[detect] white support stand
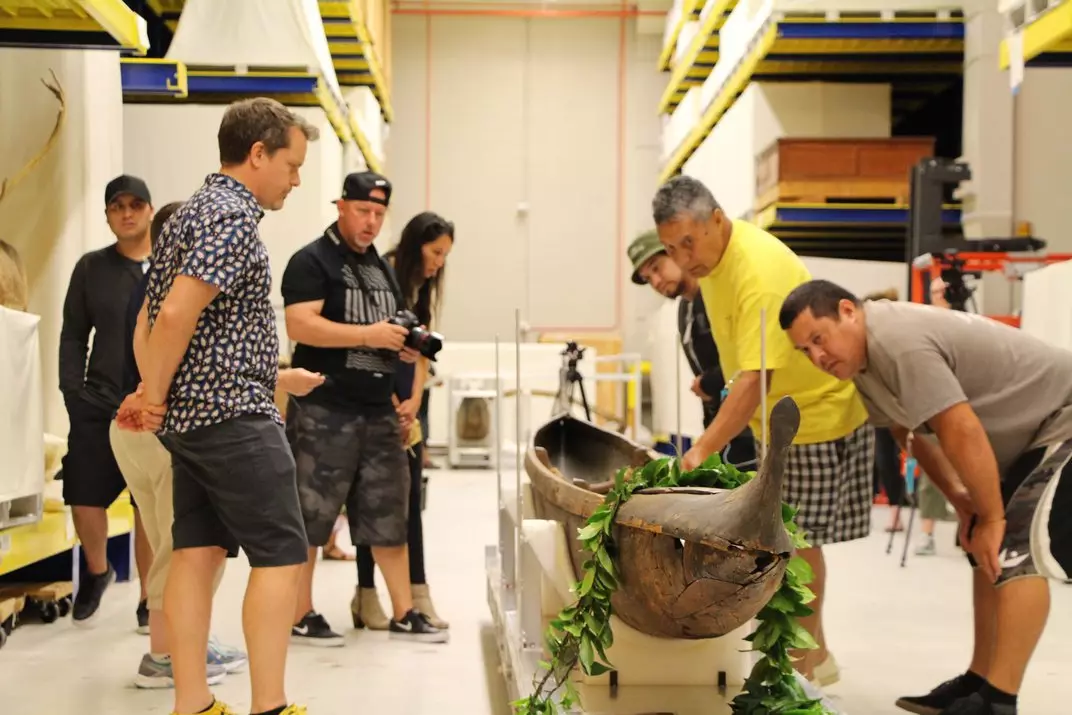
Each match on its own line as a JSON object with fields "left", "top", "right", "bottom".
{"left": 446, "top": 374, "right": 501, "bottom": 470}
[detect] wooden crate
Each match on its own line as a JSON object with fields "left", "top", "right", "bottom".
{"left": 754, "top": 137, "right": 935, "bottom": 211}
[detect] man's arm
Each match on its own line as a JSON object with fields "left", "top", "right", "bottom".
{"left": 686, "top": 289, "right": 793, "bottom": 465}
{"left": 280, "top": 249, "right": 391, "bottom": 349}
{"left": 141, "top": 213, "right": 259, "bottom": 406}
{"left": 133, "top": 297, "right": 150, "bottom": 380}
{"left": 892, "top": 349, "right": 1004, "bottom": 521}
{"left": 927, "top": 405, "right": 1004, "bottom": 521}
{"left": 693, "top": 371, "right": 765, "bottom": 457}
{"left": 141, "top": 276, "right": 219, "bottom": 405}
{"left": 58, "top": 259, "right": 90, "bottom": 399}
{"left": 284, "top": 300, "right": 368, "bottom": 348}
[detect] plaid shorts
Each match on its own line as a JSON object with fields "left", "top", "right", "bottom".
{"left": 770, "top": 423, "right": 876, "bottom": 548}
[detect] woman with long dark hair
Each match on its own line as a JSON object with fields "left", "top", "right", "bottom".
{"left": 352, "top": 210, "right": 454, "bottom": 631}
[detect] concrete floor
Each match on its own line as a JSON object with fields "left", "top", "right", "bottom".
{"left": 2, "top": 467, "right": 1070, "bottom": 715}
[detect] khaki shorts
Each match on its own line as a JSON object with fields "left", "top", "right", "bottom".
{"left": 109, "top": 421, "right": 224, "bottom": 609}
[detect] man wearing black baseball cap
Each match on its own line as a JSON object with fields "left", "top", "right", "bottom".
{"left": 281, "top": 170, "right": 447, "bottom": 646}
{"left": 59, "top": 173, "right": 155, "bottom": 629}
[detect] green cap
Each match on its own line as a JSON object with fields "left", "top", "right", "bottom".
{"left": 627, "top": 230, "right": 666, "bottom": 285}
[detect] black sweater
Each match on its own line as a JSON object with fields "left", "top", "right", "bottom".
{"left": 59, "top": 245, "right": 147, "bottom": 413}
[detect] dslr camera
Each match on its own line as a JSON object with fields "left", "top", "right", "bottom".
{"left": 387, "top": 309, "right": 444, "bottom": 361}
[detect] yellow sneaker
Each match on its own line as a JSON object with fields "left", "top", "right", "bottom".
{"left": 812, "top": 652, "right": 840, "bottom": 687}
{"left": 171, "top": 701, "right": 237, "bottom": 715}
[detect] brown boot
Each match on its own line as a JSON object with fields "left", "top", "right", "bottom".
{"left": 350, "top": 587, "right": 390, "bottom": 630}
{"left": 411, "top": 583, "right": 449, "bottom": 629}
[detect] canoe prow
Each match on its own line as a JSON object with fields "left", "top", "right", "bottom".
{"left": 629, "top": 397, "right": 798, "bottom": 554}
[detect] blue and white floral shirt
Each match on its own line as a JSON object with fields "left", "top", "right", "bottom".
{"left": 145, "top": 173, "right": 280, "bottom": 434}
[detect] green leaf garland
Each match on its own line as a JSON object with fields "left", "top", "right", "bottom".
{"left": 511, "top": 453, "right": 833, "bottom": 715}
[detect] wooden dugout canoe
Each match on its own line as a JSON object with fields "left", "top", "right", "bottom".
{"left": 524, "top": 397, "right": 799, "bottom": 640}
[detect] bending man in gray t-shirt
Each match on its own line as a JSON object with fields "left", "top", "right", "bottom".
{"left": 779, "top": 279, "right": 1072, "bottom": 715}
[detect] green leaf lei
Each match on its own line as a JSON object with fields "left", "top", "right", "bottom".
{"left": 511, "top": 453, "right": 833, "bottom": 715}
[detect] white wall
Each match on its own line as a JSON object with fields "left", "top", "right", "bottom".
{"left": 0, "top": 48, "right": 125, "bottom": 435}
{"left": 1013, "top": 69, "right": 1072, "bottom": 254}
{"left": 800, "top": 256, "right": 908, "bottom": 300}
{"left": 386, "top": 16, "right": 666, "bottom": 348}
{"left": 122, "top": 104, "right": 345, "bottom": 345}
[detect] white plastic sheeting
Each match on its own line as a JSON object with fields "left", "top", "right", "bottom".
{"left": 0, "top": 306, "right": 45, "bottom": 503}
{"left": 166, "top": 0, "right": 343, "bottom": 98}
{"left": 1021, "top": 259, "right": 1072, "bottom": 351}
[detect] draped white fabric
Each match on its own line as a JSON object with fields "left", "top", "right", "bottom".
{"left": 165, "top": 0, "right": 343, "bottom": 98}
{"left": 0, "top": 306, "right": 45, "bottom": 503}
{"left": 1021, "top": 259, "right": 1072, "bottom": 351}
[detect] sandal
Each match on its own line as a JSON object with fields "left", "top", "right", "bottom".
{"left": 323, "top": 545, "right": 356, "bottom": 561}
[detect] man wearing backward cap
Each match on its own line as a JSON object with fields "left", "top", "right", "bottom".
{"left": 281, "top": 171, "right": 448, "bottom": 645}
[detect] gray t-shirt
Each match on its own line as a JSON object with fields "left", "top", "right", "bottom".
{"left": 854, "top": 299, "right": 1072, "bottom": 474}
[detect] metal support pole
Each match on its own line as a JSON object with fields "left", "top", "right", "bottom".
{"left": 497, "top": 333, "right": 516, "bottom": 605}
{"left": 514, "top": 308, "right": 523, "bottom": 591}
{"left": 760, "top": 308, "right": 768, "bottom": 461}
{"left": 495, "top": 333, "right": 503, "bottom": 538}
{"left": 632, "top": 357, "right": 642, "bottom": 441}
{"left": 675, "top": 337, "right": 683, "bottom": 456}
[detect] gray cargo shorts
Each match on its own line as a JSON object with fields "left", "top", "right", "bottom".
{"left": 285, "top": 399, "right": 410, "bottom": 548}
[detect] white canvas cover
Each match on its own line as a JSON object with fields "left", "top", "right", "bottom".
{"left": 165, "top": 0, "right": 343, "bottom": 99}
{"left": 0, "top": 305, "right": 45, "bottom": 503}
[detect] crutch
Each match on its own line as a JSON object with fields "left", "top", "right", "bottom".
{"left": 886, "top": 433, "right": 920, "bottom": 566}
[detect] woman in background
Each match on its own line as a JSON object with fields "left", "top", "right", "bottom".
{"left": 0, "top": 240, "right": 29, "bottom": 311}
{"left": 352, "top": 210, "right": 454, "bottom": 631}
{"left": 914, "top": 277, "right": 954, "bottom": 554}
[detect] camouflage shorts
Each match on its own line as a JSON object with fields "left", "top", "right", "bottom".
{"left": 968, "top": 440, "right": 1072, "bottom": 584}
{"left": 286, "top": 399, "right": 410, "bottom": 548}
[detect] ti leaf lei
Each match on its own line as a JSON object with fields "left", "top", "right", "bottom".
{"left": 512, "top": 453, "right": 833, "bottom": 715}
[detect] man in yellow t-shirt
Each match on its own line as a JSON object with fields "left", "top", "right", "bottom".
{"left": 652, "top": 175, "right": 874, "bottom": 686}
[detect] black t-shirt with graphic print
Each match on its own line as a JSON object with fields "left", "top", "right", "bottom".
{"left": 281, "top": 224, "right": 400, "bottom": 412}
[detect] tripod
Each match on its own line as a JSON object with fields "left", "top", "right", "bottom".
{"left": 551, "top": 341, "right": 592, "bottom": 422}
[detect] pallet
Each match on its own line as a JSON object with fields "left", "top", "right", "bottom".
{"left": 0, "top": 582, "right": 73, "bottom": 627}
{"left": 755, "top": 180, "right": 908, "bottom": 212}
{"left": 0, "top": 594, "right": 25, "bottom": 649}
{"left": 776, "top": 8, "right": 962, "bottom": 22}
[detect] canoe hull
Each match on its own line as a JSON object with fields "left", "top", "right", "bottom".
{"left": 525, "top": 416, "right": 791, "bottom": 640}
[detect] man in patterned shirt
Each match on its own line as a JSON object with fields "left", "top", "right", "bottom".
{"left": 280, "top": 171, "right": 447, "bottom": 645}
{"left": 131, "top": 97, "right": 318, "bottom": 715}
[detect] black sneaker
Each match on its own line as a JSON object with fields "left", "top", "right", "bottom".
{"left": 291, "top": 611, "right": 344, "bottom": 647}
{"left": 940, "top": 693, "right": 1017, "bottom": 715}
{"left": 136, "top": 599, "right": 149, "bottom": 635}
{"left": 896, "top": 674, "right": 984, "bottom": 715}
{"left": 72, "top": 563, "right": 116, "bottom": 627}
{"left": 389, "top": 609, "right": 449, "bottom": 643}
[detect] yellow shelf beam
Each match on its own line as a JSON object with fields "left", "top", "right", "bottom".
{"left": 999, "top": 0, "right": 1072, "bottom": 68}
{"left": 657, "top": 17, "right": 964, "bottom": 184}
{"left": 320, "top": 0, "right": 393, "bottom": 122}
{"left": 657, "top": 0, "right": 737, "bottom": 115}
{"left": 0, "top": 0, "right": 149, "bottom": 54}
{"left": 0, "top": 496, "right": 133, "bottom": 577}
{"left": 657, "top": 0, "right": 702, "bottom": 72}
{"left": 348, "top": 112, "right": 383, "bottom": 175}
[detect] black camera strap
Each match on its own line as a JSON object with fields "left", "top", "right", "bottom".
{"left": 325, "top": 224, "right": 404, "bottom": 313}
